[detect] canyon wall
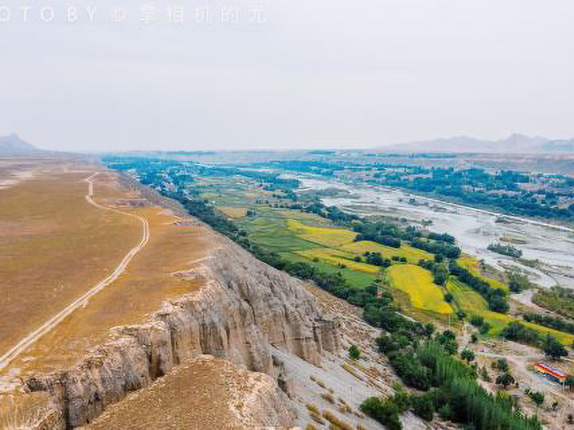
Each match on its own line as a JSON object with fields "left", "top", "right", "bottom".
{"left": 27, "top": 235, "right": 339, "bottom": 429}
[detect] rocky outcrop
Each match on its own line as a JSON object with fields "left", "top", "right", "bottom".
{"left": 27, "top": 237, "right": 339, "bottom": 429}
{"left": 82, "top": 355, "right": 297, "bottom": 430}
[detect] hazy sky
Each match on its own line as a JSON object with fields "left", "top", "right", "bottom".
{"left": 0, "top": 0, "right": 573, "bottom": 151}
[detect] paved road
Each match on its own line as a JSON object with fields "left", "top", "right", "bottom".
{"left": 0, "top": 172, "right": 150, "bottom": 372}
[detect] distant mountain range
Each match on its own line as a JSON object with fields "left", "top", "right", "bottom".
{"left": 0, "top": 134, "right": 38, "bottom": 154}
{"left": 375, "top": 134, "right": 574, "bottom": 154}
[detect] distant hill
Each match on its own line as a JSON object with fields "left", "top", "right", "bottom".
{"left": 0, "top": 134, "right": 38, "bottom": 154}
{"left": 375, "top": 133, "right": 574, "bottom": 154}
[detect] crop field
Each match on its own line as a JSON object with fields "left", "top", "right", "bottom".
{"left": 447, "top": 279, "right": 574, "bottom": 343}
{"left": 277, "top": 209, "right": 330, "bottom": 224}
{"left": 296, "top": 248, "right": 381, "bottom": 274}
{"left": 458, "top": 254, "right": 508, "bottom": 292}
{"left": 216, "top": 206, "right": 248, "bottom": 219}
{"left": 242, "top": 217, "right": 319, "bottom": 252}
{"left": 447, "top": 279, "right": 489, "bottom": 312}
{"left": 285, "top": 219, "right": 357, "bottom": 247}
{"left": 387, "top": 265, "right": 453, "bottom": 315}
{"left": 341, "top": 240, "right": 432, "bottom": 264}
{"left": 194, "top": 174, "right": 574, "bottom": 342}
{"left": 279, "top": 251, "right": 376, "bottom": 288}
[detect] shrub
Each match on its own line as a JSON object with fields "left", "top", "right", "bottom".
{"left": 411, "top": 395, "right": 435, "bottom": 422}
{"left": 470, "top": 315, "right": 484, "bottom": 327}
{"left": 349, "top": 345, "right": 361, "bottom": 360}
{"left": 495, "top": 373, "right": 515, "bottom": 389}
{"left": 360, "top": 397, "right": 402, "bottom": 430}
{"left": 460, "top": 349, "right": 475, "bottom": 363}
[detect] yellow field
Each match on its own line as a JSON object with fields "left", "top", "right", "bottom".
{"left": 297, "top": 248, "right": 381, "bottom": 274}
{"left": 447, "top": 278, "right": 489, "bottom": 312}
{"left": 278, "top": 210, "right": 328, "bottom": 224}
{"left": 447, "top": 279, "right": 574, "bottom": 343}
{"left": 217, "top": 206, "right": 248, "bottom": 218}
{"left": 522, "top": 322, "right": 574, "bottom": 345}
{"left": 387, "top": 265, "right": 453, "bottom": 314}
{"left": 458, "top": 254, "right": 508, "bottom": 292}
{"left": 285, "top": 219, "right": 357, "bottom": 247}
{"left": 341, "top": 240, "right": 432, "bottom": 264}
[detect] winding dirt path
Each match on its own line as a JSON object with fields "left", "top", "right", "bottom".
{"left": 0, "top": 172, "right": 150, "bottom": 371}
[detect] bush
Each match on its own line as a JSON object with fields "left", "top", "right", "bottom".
{"left": 470, "top": 315, "right": 484, "bottom": 327}
{"left": 388, "top": 351, "right": 431, "bottom": 391}
{"left": 360, "top": 397, "right": 402, "bottom": 430}
{"left": 495, "top": 373, "right": 515, "bottom": 389}
{"left": 411, "top": 395, "right": 435, "bottom": 421}
{"left": 460, "top": 349, "right": 475, "bottom": 363}
{"left": 349, "top": 345, "right": 361, "bottom": 360}
{"left": 543, "top": 335, "right": 568, "bottom": 360}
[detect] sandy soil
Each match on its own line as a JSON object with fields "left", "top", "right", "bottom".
{"left": 472, "top": 339, "right": 574, "bottom": 429}
{"left": 0, "top": 184, "right": 215, "bottom": 379}
{"left": 0, "top": 172, "right": 151, "bottom": 372}
{"left": 0, "top": 159, "right": 142, "bottom": 356}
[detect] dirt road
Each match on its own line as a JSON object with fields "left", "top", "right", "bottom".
{"left": 0, "top": 172, "right": 150, "bottom": 371}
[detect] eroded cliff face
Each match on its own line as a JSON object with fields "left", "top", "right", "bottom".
{"left": 83, "top": 355, "right": 297, "bottom": 430}
{"left": 26, "top": 236, "right": 339, "bottom": 429}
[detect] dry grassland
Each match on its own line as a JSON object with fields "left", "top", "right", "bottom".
{"left": 6, "top": 181, "right": 216, "bottom": 374}
{"left": 0, "top": 165, "right": 141, "bottom": 353}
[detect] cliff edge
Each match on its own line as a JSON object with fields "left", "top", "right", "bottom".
{"left": 26, "top": 235, "right": 340, "bottom": 429}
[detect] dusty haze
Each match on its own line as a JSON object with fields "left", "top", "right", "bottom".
{"left": 0, "top": 0, "right": 573, "bottom": 151}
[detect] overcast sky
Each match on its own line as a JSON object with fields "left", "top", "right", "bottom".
{"left": 0, "top": 0, "right": 573, "bottom": 151}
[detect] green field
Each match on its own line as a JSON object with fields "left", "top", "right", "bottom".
{"left": 297, "top": 248, "right": 381, "bottom": 274}
{"left": 341, "top": 240, "right": 432, "bottom": 264}
{"left": 447, "top": 279, "right": 574, "bottom": 343}
{"left": 280, "top": 251, "right": 376, "bottom": 289}
{"left": 458, "top": 254, "right": 509, "bottom": 292}
{"left": 195, "top": 175, "right": 574, "bottom": 343}
{"left": 285, "top": 219, "right": 357, "bottom": 247}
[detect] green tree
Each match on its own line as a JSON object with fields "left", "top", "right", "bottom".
{"left": 470, "top": 315, "right": 484, "bottom": 327}
{"left": 360, "top": 397, "right": 402, "bottom": 430}
{"left": 529, "top": 391, "right": 545, "bottom": 408}
{"left": 349, "top": 345, "right": 361, "bottom": 360}
{"left": 543, "top": 335, "right": 568, "bottom": 360}
{"left": 411, "top": 395, "right": 434, "bottom": 422}
{"left": 496, "top": 373, "right": 515, "bottom": 389}
{"left": 480, "top": 322, "right": 491, "bottom": 335}
{"left": 494, "top": 358, "right": 509, "bottom": 372}
{"left": 461, "top": 349, "right": 475, "bottom": 363}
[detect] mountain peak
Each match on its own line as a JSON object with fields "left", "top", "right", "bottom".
{"left": 0, "top": 134, "right": 38, "bottom": 154}
{"left": 373, "top": 133, "right": 573, "bottom": 154}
